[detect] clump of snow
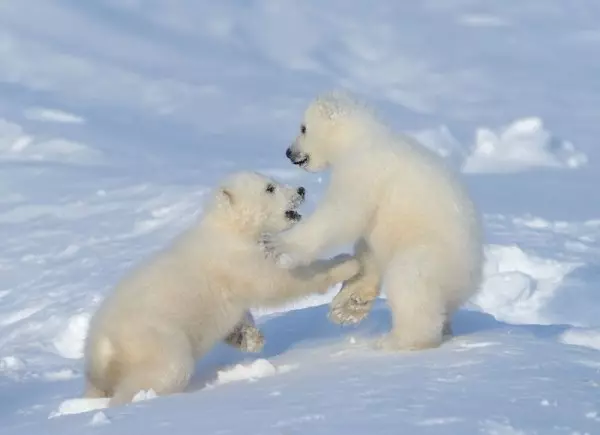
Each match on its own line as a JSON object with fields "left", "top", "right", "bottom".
{"left": 52, "top": 313, "right": 90, "bottom": 359}
{"left": 471, "top": 245, "right": 581, "bottom": 325}
{"left": 0, "top": 118, "right": 101, "bottom": 165}
{"left": 212, "top": 359, "right": 280, "bottom": 386}
{"left": 462, "top": 117, "right": 588, "bottom": 173}
{"left": 24, "top": 107, "right": 85, "bottom": 124}
{"left": 48, "top": 398, "right": 109, "bottom": 419}
{"left": 89, "top": 412, "right": 110, "bottom": 426}
{"left": 132, "top": 389, "right": 158, "bottom": 402}
{"left": 559, "top": 328, "right": 600, "bottom": 351}
{"left": 49, "top": 390, "right": 157, "bottom": 419}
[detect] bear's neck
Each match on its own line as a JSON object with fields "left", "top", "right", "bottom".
{"left": 202, "top": 212, "right": 262, "bottom": 243}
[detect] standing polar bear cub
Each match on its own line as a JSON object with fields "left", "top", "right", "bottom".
{"left": 266, "top": 91, "right": 484, "bottom": 351}
{"left": 84, "top": 171, "right": 360, "bottom": 405}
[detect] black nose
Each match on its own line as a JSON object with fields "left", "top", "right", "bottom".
{"left": 285, "top": 210, "right": 301, "bottom": 221}
{"left": 297, "top": 186, "right": 305, "bottom": 198}
{"left": 286, "top": 148, "right": 292, "bottom": 159}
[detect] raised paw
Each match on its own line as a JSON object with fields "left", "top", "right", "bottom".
{"left": 328, "top": 293, "right": 374, "bottom": 326}
{"left": 259, "top": 234, "right": 303, "bottom": 268}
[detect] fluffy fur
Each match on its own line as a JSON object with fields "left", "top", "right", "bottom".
{"left": 84, "top": 171, "right": 359, "bottom": 405}
{"left": 266, "top": 91, "right": 484, "bottom": 351}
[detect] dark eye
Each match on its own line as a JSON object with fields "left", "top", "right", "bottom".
{"left": 300, "top": 124, "right": 306, "bottom": 135}
{"left": 265, "top": 183, "right": 276, "bottom": 193}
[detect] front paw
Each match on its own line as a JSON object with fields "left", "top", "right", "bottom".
{"left": 328, "top": 279, "right": 375, "bottom": 326}
{"left": 329, "top": 292, "right": 373, "bottom": 325}
{"left": 260, "top": 234, "right": 310, "bottom": 267}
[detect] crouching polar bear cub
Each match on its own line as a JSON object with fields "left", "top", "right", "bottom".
{"left": 266, "top": 91, "right": 484, "bottom": 351}
{"left": 84, "top": 171, "right": 360, "bottom": 405}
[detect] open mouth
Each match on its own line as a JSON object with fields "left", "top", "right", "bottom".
{"left": 291, "top": 156, "right": 309, "bottom": 167}
{"left": 285, "top": 210, "right": 302, "bottom": 222}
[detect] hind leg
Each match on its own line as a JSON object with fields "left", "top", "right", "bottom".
{"left": 377, "top": 245, "right": 450, "bottom": 351}
{"left": 329, "top": 238, "right": 381, "bottom": 325}
{"left": 109, "top": 330, "right": 195, "bottom": 406}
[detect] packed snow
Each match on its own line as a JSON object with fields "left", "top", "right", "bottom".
{"left": 1, "top": 1, "right": 600, "bottom": 434}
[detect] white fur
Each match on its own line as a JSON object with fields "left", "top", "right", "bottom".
{"left": 269, "top": 91, "right": 484, "bottom": 350}
{"left": 83, "top": 171, "right": 360, "bottom": 405}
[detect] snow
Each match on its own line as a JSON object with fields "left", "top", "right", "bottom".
{"left": 0, "top": 118, "right": 101, "bottom": 164}
{"left": 1, "top": 1, "right": 600, "bottom": 434}
{"left": 89, "top": 411, "right": 111, "bottom": 426}
{"left": 560, "top": 328, "right": 600, "bottom": 351}
{"left": 52, "top": 314, "right": 91, "bottom": 360}
{"left": 463, "top": 117, "right": 588, "bottom": 173}
{"left": 470, "top": 244, "right": 581, "bottom": 325}
{"left": 209, "top": 359, "right": 281, "bottom": 386}
{"left": 48, "top": 398, "right": 109, "bottom": 419}
{"left": 413, "top": 118, "right": 588, "bottom": 174}
{"left": 23, "top": 108, "right": 85, "bottom": 125}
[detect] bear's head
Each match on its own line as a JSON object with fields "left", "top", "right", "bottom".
{"left": 286, "top": 90, "right": 374, "bottom": 172}
{"left": 210, "top": 171, "right": 305, "bottom": 237}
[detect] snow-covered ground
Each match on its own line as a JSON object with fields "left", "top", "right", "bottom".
{"left": 1, "top": 1, "right": 600, "bottom": 434}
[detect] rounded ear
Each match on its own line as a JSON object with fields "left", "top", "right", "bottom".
{"left": 217, "top": 188, "right": 234, "bottom": 206}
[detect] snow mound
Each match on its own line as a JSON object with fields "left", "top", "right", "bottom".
{"left": 559, "top": 328, "right": 600, "bottom": 351}
{"left": 49, "top": 389, "right": 158, "bottom": 419}
{"left": 0, "top": 118, "right": 101, "bottom": 165}
{"left": 211, "top": 359, "right": 294, "bottom": 386}
{"left": 411, "top": 118, "right": 586, "bottom": 174}
{"left": 471, "top": 245, "right": 581, "bottom": 325}
{"left": 48, "top": 398, "right": 109, "bottom": 419}
{"left": 462, "top": 117, "right": 587, "bottom": 173}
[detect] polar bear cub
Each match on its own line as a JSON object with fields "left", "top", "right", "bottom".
{"left": 84, "top": 171, "right": 360, "bottom": 405}
{"left": 266, "top": 91, "right": 484, "bottom": 351}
